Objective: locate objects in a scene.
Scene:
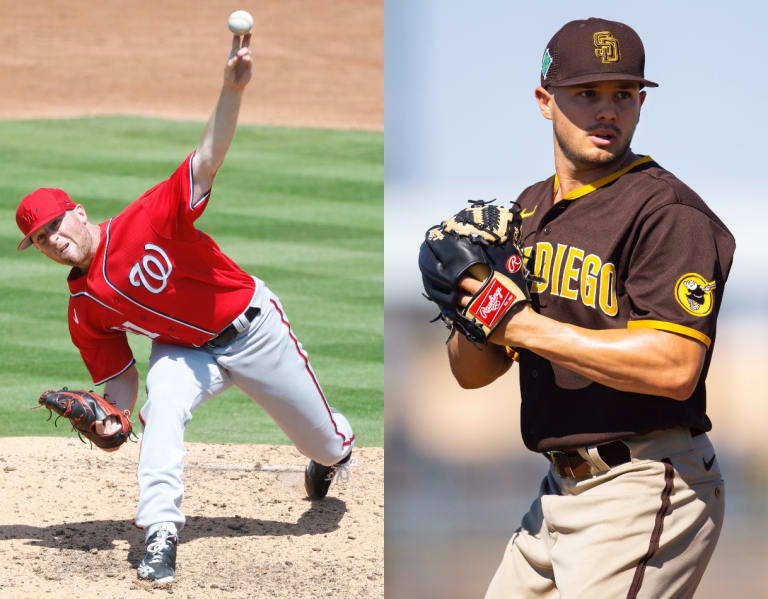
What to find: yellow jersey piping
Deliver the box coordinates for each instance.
[627,319,712,348]
[553,155,654,201]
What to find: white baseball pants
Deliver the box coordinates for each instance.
[134,281,354,536]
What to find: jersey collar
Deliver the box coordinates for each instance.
[553,155,654,201]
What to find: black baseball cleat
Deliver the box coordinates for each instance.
[305,451,353,500]
[137,526,178,584]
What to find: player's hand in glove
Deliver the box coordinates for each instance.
[38,387,135,451]
[418,200,540,344]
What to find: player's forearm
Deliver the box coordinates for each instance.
[447,333,513,388]
[104,365,139,416]
[195,86,244,180]
[496,308,705,400]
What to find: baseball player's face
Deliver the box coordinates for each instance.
[31,206,94,268]
[537,81,646,168]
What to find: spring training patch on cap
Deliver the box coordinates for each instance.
[541,48,552,78]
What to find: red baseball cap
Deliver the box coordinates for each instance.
[16,188,76,251]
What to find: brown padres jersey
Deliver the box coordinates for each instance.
[515,155,735,452]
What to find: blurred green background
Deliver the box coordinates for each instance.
[0,116,383,446]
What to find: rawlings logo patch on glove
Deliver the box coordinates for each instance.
[38,387,136,451]
[470,276,519,328]
[418,200,542,344]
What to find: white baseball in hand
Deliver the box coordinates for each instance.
[228,10,254,35]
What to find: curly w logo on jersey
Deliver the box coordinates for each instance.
[129,243,173,294]
[674,273,716,317]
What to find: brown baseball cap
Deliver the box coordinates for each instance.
[540,18,658,89]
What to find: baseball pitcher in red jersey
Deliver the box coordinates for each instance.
[15,33,354,585]
[446,19,734,598]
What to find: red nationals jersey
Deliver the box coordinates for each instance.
[67,153,256,384]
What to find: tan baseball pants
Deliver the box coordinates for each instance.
[485,428,724,599]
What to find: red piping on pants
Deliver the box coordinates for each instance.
[270,298,354,448]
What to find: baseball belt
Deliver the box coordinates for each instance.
[546,428,706,479]
[204,306,261,349]
[546,441,631,479]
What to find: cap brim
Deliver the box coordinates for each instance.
[16,211,65,251]
[547,73,659,88]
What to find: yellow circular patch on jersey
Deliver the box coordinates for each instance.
[674,273,716,317]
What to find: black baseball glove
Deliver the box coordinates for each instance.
[418,200,539,344]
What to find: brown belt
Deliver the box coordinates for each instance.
[546,428,705,479]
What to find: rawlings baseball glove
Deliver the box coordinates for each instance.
[38,387,135,450]
[418,200,539,344]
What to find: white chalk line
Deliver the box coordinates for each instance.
[196,463,304,472]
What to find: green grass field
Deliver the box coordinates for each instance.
[0,116,383,446]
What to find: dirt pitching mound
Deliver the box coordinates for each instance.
[0,437,383,598]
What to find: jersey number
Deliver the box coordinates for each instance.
[129,243,173,294]
[111,321,161,339]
